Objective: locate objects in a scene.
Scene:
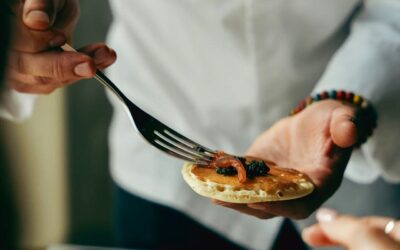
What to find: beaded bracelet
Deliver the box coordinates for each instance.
[290,90,378,146]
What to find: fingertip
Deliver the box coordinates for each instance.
[302,224,334,247]
[93,47,117,68]
[331,107,358,148]
[74,59,96,78]
[301,226,315,244]
[22,0,58,30]
[23,10,51,30]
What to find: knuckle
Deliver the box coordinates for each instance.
[13,52,26,73]
[50,56,68,79]
[32,76,51,85]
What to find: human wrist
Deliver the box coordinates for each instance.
[291,90,378,146]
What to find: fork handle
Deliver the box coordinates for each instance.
[61,43,130,105]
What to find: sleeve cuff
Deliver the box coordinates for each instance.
[0,87,38,122]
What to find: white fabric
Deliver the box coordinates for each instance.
[105,0,400,249]
[0,87,37,122]
[2,0,400,249]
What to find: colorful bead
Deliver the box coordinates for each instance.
[305,96,313,105]
[353,95,362,105]
[321,91,329,99]
[328,90,337,99]
[337,90,345,100]
[290,90,377,148]
[299,99,306,108]
[345,92,354,102]
[291,90,374,123]
[361,100,369,109]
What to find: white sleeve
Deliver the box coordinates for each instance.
[313,0,400,183]
[0,87,38,122]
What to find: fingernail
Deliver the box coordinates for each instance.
[26,10,50,25]
[316,208,337,222]
[49,35,66,47]
[94,48,110,65]
[74,62,93,77]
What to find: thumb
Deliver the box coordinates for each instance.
[22,0,64,30]
[330,105,358,148]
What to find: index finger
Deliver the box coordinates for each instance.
[22,0,65,30]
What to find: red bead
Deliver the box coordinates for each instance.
[321,91,329,99]
[299,100,306,109]
[337,90,345,100]
[345,92,354,102]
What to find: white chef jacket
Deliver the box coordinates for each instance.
[2,0,400,249]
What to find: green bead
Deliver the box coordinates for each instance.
[329,90,337,99]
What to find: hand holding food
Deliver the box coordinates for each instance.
[302,208,400,250]
[6,0,116,94]
[204,100,365,219]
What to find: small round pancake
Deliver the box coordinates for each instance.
[182,162,314,203]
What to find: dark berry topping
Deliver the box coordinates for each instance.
[246,160,270,179]
[216,167,237,176]
[215,158,270,179]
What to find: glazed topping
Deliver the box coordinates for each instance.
[208,152,270,183]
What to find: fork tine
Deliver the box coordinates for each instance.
[153,134,212,162]
[156,144,208,165]
[154,130,213,161]
[153,135,211,165]
[162,127,216,156]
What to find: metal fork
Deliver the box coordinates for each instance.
[62,44,216,165]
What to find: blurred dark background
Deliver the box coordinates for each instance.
[1,6,18,250]
[66,0,114,246]
[1,0,116,248]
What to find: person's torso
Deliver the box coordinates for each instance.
[106,1,360,249]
